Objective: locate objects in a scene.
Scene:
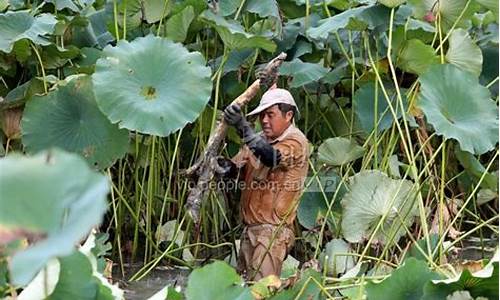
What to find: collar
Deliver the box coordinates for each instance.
[267,123,295,144]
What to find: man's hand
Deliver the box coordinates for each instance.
[224,104,244,127]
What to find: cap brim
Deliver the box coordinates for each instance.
[246,102,275,116]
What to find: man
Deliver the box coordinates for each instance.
[222,88,310,281]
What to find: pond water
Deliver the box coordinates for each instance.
[115,265,190,300]
[116,236,498,299]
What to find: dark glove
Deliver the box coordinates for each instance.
[215,156,237,178]
[224,104,244,129]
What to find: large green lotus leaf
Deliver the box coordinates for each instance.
[319,239,355,276]
[200,10,276,52]
[318,137,364,166]
[279,59,330,88]
[341,170,418,244]
[423,251,499,299]
[353,82,406,134]
[307,5,390,40]
[445,29,483,77]
[298,170,346,230]
[408,0,478,31]
[92,35,212,136]
[366,258,440,300]
[22,76,129,169]
[0,11,57,53]
[165,5,195,43]
[417,64,498,155]
[0,149,108,285]
[185,261,253,300]
[398,39,439,75]
[476,0,499,22]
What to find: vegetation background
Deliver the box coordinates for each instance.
[0,0,498,299]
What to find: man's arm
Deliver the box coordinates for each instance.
[224,104,281,168]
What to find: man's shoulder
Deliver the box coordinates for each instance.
[282,125,308,145]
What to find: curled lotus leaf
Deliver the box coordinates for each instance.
[92,35,212,136]
[341,170,418,245]
[445,29,483,77]
[417,64,498,155]
[0,11,57,53]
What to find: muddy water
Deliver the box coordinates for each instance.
[115,266,190,300]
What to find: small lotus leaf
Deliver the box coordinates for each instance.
[92,35,212,136]
[279,59,330,88]
[417,64,498,155]
[318,137,364,166]
[445,29,483,77]
[186,261,253,300]
[0,150,108,285]
[320,239,355,276]
[341,170,418,244]
[22,76,129,169]
[0,11,57,53]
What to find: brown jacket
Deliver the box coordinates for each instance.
[231,124,309,226]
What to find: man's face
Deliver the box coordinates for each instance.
[259,104,293,140]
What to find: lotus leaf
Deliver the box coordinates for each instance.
[408,0,478,31]
[417,64,498,155]
[200,10,276,52]
[353,82,406,134]
[44,0,80,12]
[379,0,406,8]
[0,11,57,53]
[72,8,114,49]
[454,146,498,190]
[318,137,364,166]
[165,6,195,42]
[307,5,390,40]
[0,149,108,285]
[92,35,212,136]
[398,39,439,75]
[341,170,418,244]
[298,170,346,230]
[423,251,499,299]
[47,252,111,300]
[185,261,253,300]
[476,0,499,22]
[366,258,441,300]
[246,0,280,18]
[320,239,355,276]
[279,58,330,88]
[445,29,483,77]
[22,76,129,169]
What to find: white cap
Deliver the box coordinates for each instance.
[247,88,298,116]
